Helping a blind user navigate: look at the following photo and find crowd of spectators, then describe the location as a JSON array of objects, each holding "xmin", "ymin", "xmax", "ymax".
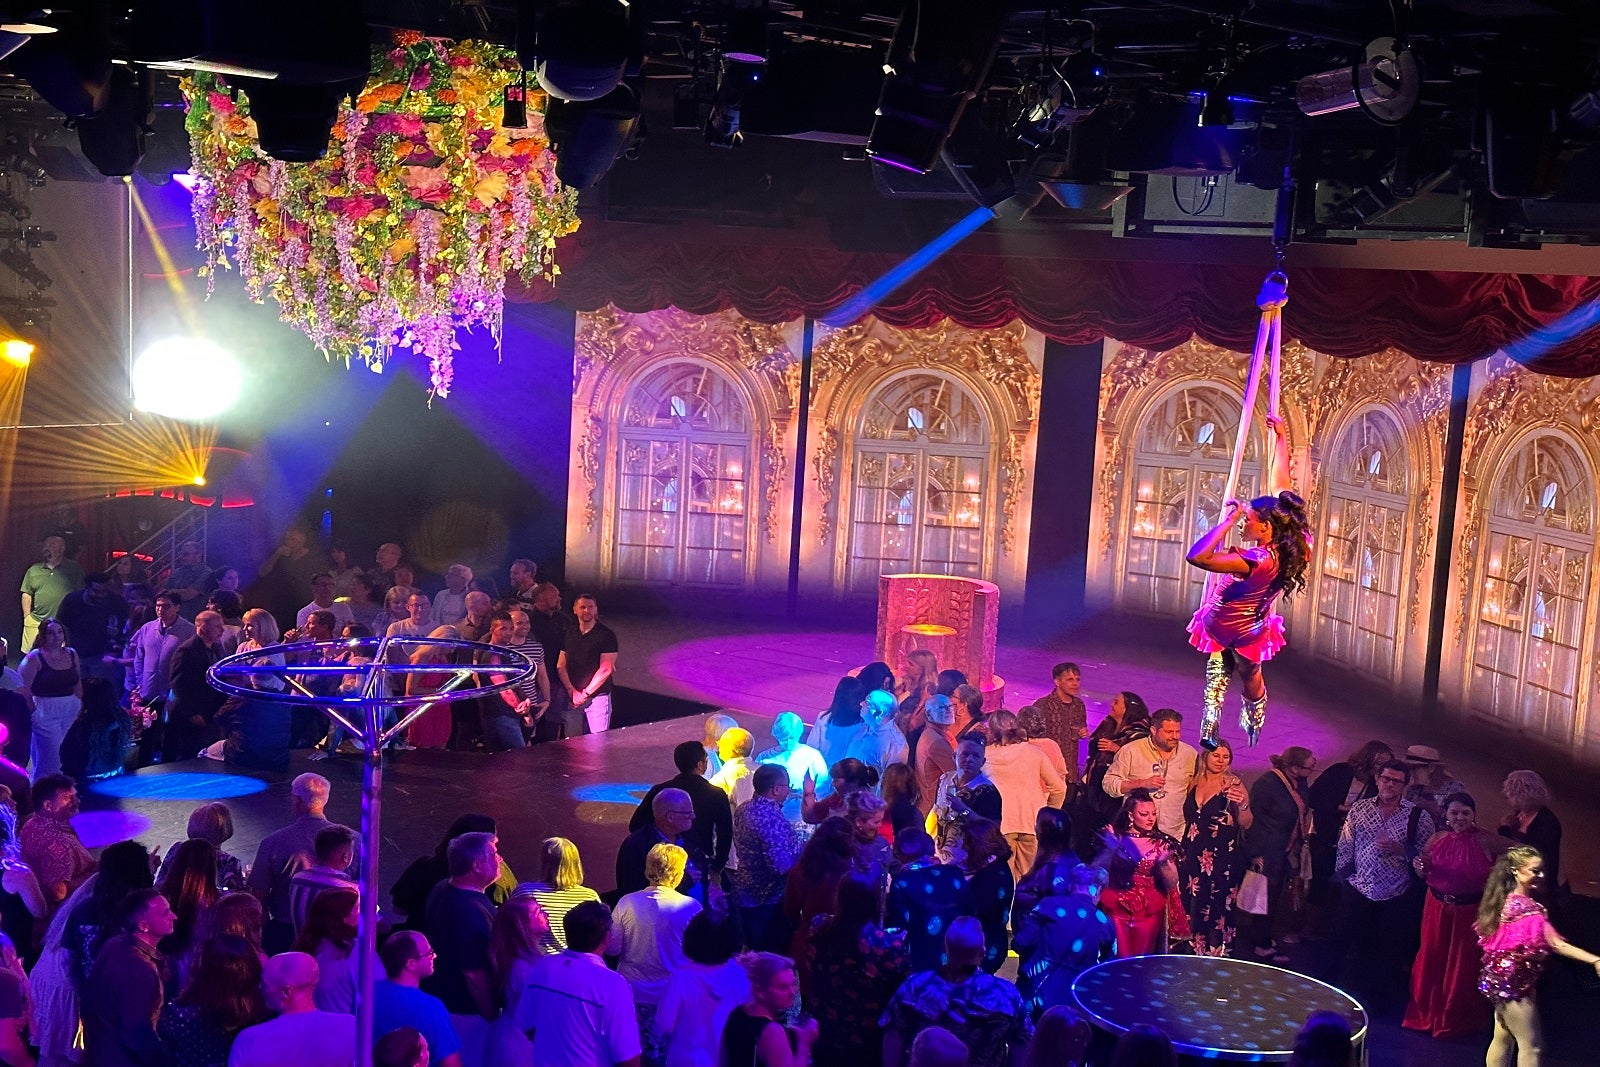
[
  {"xmin": 1, "ymin": 530, "xmax": 1593, "ymax": 1067},
  {"xmin": 4, "ymin": 531, "xmax": 619, "ymax": 784}
]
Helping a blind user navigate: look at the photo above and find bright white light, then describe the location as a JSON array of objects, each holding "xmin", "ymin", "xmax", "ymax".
[{"xmin": 132, "ymin": 338, "xmax": 241, "ymax": 421}]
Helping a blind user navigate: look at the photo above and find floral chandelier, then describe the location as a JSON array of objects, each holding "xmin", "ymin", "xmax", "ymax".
[{"xmin": 183, "ymin": 32, "xmax": 580, "ymax": 397}]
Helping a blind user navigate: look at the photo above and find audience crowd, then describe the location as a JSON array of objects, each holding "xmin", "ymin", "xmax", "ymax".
[{"xmin": 0, "ymin": 530, "xmax": 1594, "ymax": 1067}]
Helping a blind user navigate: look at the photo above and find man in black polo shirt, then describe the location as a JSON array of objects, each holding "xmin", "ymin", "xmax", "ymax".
[
  {"xmin": 556, "ymin": 594, "xmax": 618, "ymax": 735},
  {"xmin": 629, "ymin": 740, "xmax": 733, "ymax": 872}
]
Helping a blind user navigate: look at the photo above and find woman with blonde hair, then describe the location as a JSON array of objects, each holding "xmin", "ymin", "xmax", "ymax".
[
  {"xmin": 236, "ymin": 609, "xmax": 286, "ymax": 691},
  {"xmin": 724, "ymin": 952, "xmax": 818, "ymax": 1067},
  {"xmin": 485, "ymin": 896, "xmax": 552, "ymax": 1067},
  {"xmin": 511, "ymin": 836, "xmax": 599, "ymax": 951},
  {"xmin": 894, "ymin": 649, "xmax": 939, "ymax": 743},
  {"xmin": 1478, "ymin": 846, "xmax": 1600, "ymax": 1067}
]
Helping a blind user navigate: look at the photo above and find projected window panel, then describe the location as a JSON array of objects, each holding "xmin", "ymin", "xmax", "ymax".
[
  {"xmin": 614, "ymin": 362, "xmax": 752, "ymax": 587},
  {"xmin": 1125, "ymin": 385, "xmax": 1259, "ymax": 619},
  {"xmin": 1470, "ymin": 434, "xmax": 1592, "ymax": 742},
  {"xmin": 848, "ymin": 372, "xmax": 989, "ymax": 594},
  {"xmin": 1314, "ymin": 409, "xmax": 1409, "ymax": 682}
]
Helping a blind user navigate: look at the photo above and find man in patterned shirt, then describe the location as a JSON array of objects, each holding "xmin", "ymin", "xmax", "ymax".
[
  {"xmin": 727, "ymin": 764, "xmax": 799, "ymax": 952},
  {"xmin": 1333, "ymin": 761, "xmax": 1434, "ymax": 1012},
  {"xmin": 19, "ymin": 774, "xmax": 96, "ymax": 917},
  {"xmin": 880, "ymin": 916, "xmax": 1031, "ymax": 1067},
  {"xmin": 1031, "ymin": 662, "xmax": 1089, "ymax": 766}
]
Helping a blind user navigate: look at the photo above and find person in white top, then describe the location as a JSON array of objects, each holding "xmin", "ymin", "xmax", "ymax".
[
  {"xmin": 515, "ymin": 900, "xmax": 642, "ymax": 1067},
  {"xmin": 710, "ymin": 729, "xmax": 757, "ymax": 809},
  {"xmin": 845, "ymin": 689, "xmax": 908, "ymax": 775},
  {"xmin": 979, "ymin": 710, "xmax": 1068, "ymax": 882},
  {"xmin": 1101, "ymin": 708, "xmax": 1199, "ymax": 841},
  {"xmin": 431, "ymin": 565, "xmax": 473, "ymax": 628},
  {"xmin": 755, "ymin": 712, "xmax": 829, "ymax": 792},
  {"xmin": 655, "ymin": 909, "xmax": 750, "ymax": 1067},
  {"xmin": 612, "ymin": 843, "xmax": 702, "ymax": 1059},
  {"xmin": 228, "ymin": 951, "xmax": 356, "ymax": 1067},
  {"xmin": 296, "ymin": 573, "xmax": 356, "ymax": 633}
]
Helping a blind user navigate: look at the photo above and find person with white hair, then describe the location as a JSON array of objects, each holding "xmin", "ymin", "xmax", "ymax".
[
  {"xmin": 246, "ymin": 773, "xmax": 358, "ymax": 953},
  {"xmin": 756, "ymin": 712, "xmax": 829, "ymax": 799},
  {"xmin": 432, "ymin": 565, "xmax": 474, "ymax": 628},
  {"xmin": 228, "ymin": 951, "xmax": 357, "ymax": 1067},
  {"xmin": 846, "ymin": 690, "xmax": 909, "ymax": 775}
]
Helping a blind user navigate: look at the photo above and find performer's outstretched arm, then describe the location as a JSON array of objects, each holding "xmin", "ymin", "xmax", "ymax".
[
  {"xmin": 1265, "ymin": 413, "xmax": 1293, "ymax": 496},
  {"xmin": 1187, "ymin": 503, "xmax": 1251, "ymax": 575}
]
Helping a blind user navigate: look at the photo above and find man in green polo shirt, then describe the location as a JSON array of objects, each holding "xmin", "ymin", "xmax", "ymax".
[{"xmin": 20, "ymin": 535, "xmax": 83, "ymax": 651}]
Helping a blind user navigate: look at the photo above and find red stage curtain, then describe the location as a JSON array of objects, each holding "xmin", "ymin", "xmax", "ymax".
[{"xmin": 515, "ymin": 230, "xmax": 1600, "ymax": 376}]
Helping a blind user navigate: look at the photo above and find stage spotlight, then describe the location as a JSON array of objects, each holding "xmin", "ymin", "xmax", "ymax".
[
  {"xmin": 1296, "ymin": 37, "xmax": 1420, "ymax": 125},
  {"xmin": 1013, "ymin": 52, "xmax": 1108, "ymax": 149},
  {"xmin": 1198, "ymin": 90, "xmax": 1234, "ymax": 128},
  {"xmin": 704, "ymin": 57, "xmax": 762, "ymax": 149},
  {"xmin": 723, "ymin": 4, "xmax": 770, "ymax": 65},
  {"xmin": 131, "ymin": 337, "xmax": 241, "ymax": 422},
  {"xmin": 867, "ymin": 0, "xmax": 1010, "ymax": 174},
  {"xmin": 0, "ymin": 247, "xmax": 51, "ymax": 289},
  {"xmin": 234, "ymin": 78, "xmax": 360, "ymax": 162},
  {"xmin": 544, "ymin": 83, "xmax": 640, "ymax": 188},
  {"xmin": 519, "ymin": 0, "xmax": 633, "ymax": 103},
  {"xmin": 1, "ymin": 339, "xmax": 33, "ymax": 367}
]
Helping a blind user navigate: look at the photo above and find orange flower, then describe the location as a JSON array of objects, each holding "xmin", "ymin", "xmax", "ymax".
[
  {"xmin": 394, "ymin": 29, "xmax": 423, "ymax": 46},
  {"xmin": 437, "ymin": 89, "xmax": 458, "ymax": 104}
]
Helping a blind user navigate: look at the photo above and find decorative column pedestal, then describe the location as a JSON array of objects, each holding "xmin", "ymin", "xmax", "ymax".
[{"xmin": 876, "ymin": 573, "xmax": 1004, "ymax": 711}]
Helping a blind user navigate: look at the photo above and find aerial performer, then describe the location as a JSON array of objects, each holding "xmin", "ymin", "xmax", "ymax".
[{"xmin": 1182, "ymin": 269, "xmax": 1312, "ymax": 749}]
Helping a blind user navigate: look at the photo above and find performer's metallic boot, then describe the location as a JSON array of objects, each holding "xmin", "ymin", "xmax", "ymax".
[
  {"xmin": 1201, "ymin": 652, "xmax": 1228, "ymax": 750},
  {"xmin": 1240, "ymin": 692, "xmax": 1268, "ymax": 747}
]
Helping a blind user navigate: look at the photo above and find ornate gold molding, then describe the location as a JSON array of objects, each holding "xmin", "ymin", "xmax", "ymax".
[
  {"xmin": 575, "ymin": 305, "xmax": 797, "ymax": 395},
  {"xmin": 812, "ymin": 318, "xmax": 1040, "ymax": 426},
  {"xmin": 577, "ymin": 414, "xmax": 604, "ymax": 531},
  {"xmin": 1000, "ymin": 430, "xmax": 1028, "ymax": 554},
  {"xmin": 763, "ymin": 425, "xmax": 785, "ymax": 544},
  {"xmin": 813, "ymin": 426, "xmax": 840, "ymax": 545}
]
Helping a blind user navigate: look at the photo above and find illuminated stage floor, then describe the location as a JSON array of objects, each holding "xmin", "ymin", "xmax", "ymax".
[{"xmin": 81, "ymin": 612, "xmax": 1600, "ymax": 1067}]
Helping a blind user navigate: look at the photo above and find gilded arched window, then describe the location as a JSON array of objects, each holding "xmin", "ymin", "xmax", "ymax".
[
  {"xmin": 847, "ymin": 372, "xmax": 989, "ymax": 593},
  {"xmin": 613, "ymin": 362, "xmax": 752, "ymax": 586},
  {"xmin": 1314, "ymin": 409, "xmax": 1409, "ymax": 681},
  {"xmin": 1124, "ymin": 384, "xmax": 1261, "ymax": 616},
  {"xmin": 1471, "ymin": 433, "xmax": 1592, "ymax": 742}
]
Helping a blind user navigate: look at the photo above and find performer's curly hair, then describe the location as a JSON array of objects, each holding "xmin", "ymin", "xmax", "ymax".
[{"xmin": 1247, "ymin": 490, "xmax": 1311, "ymax": 597}]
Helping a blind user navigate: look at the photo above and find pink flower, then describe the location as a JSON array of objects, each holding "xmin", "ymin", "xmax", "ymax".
[
  {"xmin": 399, "ymin": 165, "xmax": 451, "ymax": 206},
  {"xmin": 409, "ymin": 66, "xmax": 432, "ymax": 92},
  {"xmin": 208, "ymin": 91, "xmax": 234, "ymax": 114}
]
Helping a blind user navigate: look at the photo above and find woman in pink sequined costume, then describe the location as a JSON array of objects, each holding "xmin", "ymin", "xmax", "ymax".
[
  {"xmin": 1184, "ymin": 419, "xmax": 1310, "ymax": 748},
  {"xmin": 1477, "ymin": 846, "xmax": 1600, "ymax": 1067}
]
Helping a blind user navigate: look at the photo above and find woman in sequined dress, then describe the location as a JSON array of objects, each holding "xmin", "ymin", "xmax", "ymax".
[
  {"xmin": 1477, "ymin": 846, "xmax": 1600, "ymax": 1067},
  {"xmin": 1096, "ymin": 789, "xmax": 1187, "ymax": 956}
]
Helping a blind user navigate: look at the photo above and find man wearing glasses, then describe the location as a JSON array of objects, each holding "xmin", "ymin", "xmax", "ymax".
[
  {"xmin": 373, "ymin": 931, "xmax": 465, "ymax": 1067},
  {"xmin": 1332, "ymin": 761, "xmax": 1434, "ymax": 1011}
]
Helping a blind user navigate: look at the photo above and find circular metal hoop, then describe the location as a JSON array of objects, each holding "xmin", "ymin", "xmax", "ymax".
[{"xmin": 207, "ymin": 635, "xmax": 535, "ymax": 707}]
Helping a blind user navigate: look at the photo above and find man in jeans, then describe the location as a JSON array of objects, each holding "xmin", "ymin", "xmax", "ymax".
[{"xmin": 1332, "ymin": 761, "xmax": 1433, "ymax": 1013}]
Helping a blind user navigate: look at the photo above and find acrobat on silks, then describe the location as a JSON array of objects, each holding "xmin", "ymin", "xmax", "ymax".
[{"xmin": 1182, "ymin": 270, "xmax": 1314, "ymax": 749}]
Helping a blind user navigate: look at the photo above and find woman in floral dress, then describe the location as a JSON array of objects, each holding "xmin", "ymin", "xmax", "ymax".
[
  {"xmin": 1180, "ymin": 740, "xmax": 1252, "ymax": 956},
  {"xmin": 804, "ymin": 870, "xmax": 910, "ymax": 1067}
]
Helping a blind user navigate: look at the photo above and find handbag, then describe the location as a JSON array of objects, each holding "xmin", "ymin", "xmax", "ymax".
[{"xmin": 1237, "ymin": 869, "xmax": 1271, "ymax": 915}]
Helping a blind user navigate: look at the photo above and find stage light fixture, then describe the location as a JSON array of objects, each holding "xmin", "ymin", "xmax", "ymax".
[
  {"xmin": 235, "ymin": 78, "xmax": 361, "ymax": 162},
  {"xmin": 1296, "ymin": 37, "xmax": 1420, "ymax": 125},
  {"xmin": 544, "ymin": 83, "xmax": 640, "ymax": 188},
  {"xmin": 1013, "ymin": 52, "xmax": 1108, "ymax": 149},
  {"xmin": 75, "ymin": 65, "xmax": 150, "ymax": 177},
  {"xmin": 0, "ymin": 137, "xmax": 48, "ymax": 186},
  {"xmin": 867, "ymin": 0, "xmax": 1011, "ymax": 174},
  {"xmin": 0, "ymin": 246, "xmax": 51, "ymax": 289},
  {"xmin": 723, "ymin": 4, "xmax": 770, "ymax": 65},
  {"xmin": 1, "ymin": 339, "xmax": 34, "ymax": 367},
  {"xmin": 704, "ymin": 56, "xmax": 763, "ymax": 149},
  {"xmin": 1198, "ymin": 90, "xmax": 1234, "ymax": 128},
  {"xmin": 502, "ymin": 70, "xmax": 529, "ymax": 129},
  {"xmin": 131, "ymin": 337, "xmax": 242, "ymax": 422},
  {"xmin": 519, "ymin": 0, "xmax": 633, "ymax": 103}
]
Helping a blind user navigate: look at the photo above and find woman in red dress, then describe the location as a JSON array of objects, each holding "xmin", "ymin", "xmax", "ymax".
[
  {"xmin": 1097, "ymin": 788, "xmax": 1186, "ymax": 956},
  {"xmin": 403, "ymin": 625, "xmax": 461, "ymax": 749},
  {"xmin": 1403, "ymin": 791, "xmax": 1506, "ymax": 1038}
]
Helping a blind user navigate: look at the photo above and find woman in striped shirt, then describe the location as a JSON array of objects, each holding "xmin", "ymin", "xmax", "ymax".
[{"xmin": 510, "ymin": 837, "xmax": 600, "ymax": 951}]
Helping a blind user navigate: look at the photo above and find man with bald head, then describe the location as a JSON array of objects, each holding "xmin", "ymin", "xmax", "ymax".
[
  {"xmin": 616, "ymin": 787, "xmax": 702, "ymax": 899},
  {"xmin": 228, "ymin": 952, "xmax": 357, "ymax": 1066},
  {"xmin": 881, "ymin": 916, "xmax": 1033, "ymax": 1067},
  {"xmin": 164, "ymin": 609, "xmax": 229, "ymax": 762}
]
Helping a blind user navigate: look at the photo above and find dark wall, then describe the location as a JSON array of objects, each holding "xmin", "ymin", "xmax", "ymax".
[{"xmin": 1022, "ymin": 339, "xmax": 1104, "ymax": 636}]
